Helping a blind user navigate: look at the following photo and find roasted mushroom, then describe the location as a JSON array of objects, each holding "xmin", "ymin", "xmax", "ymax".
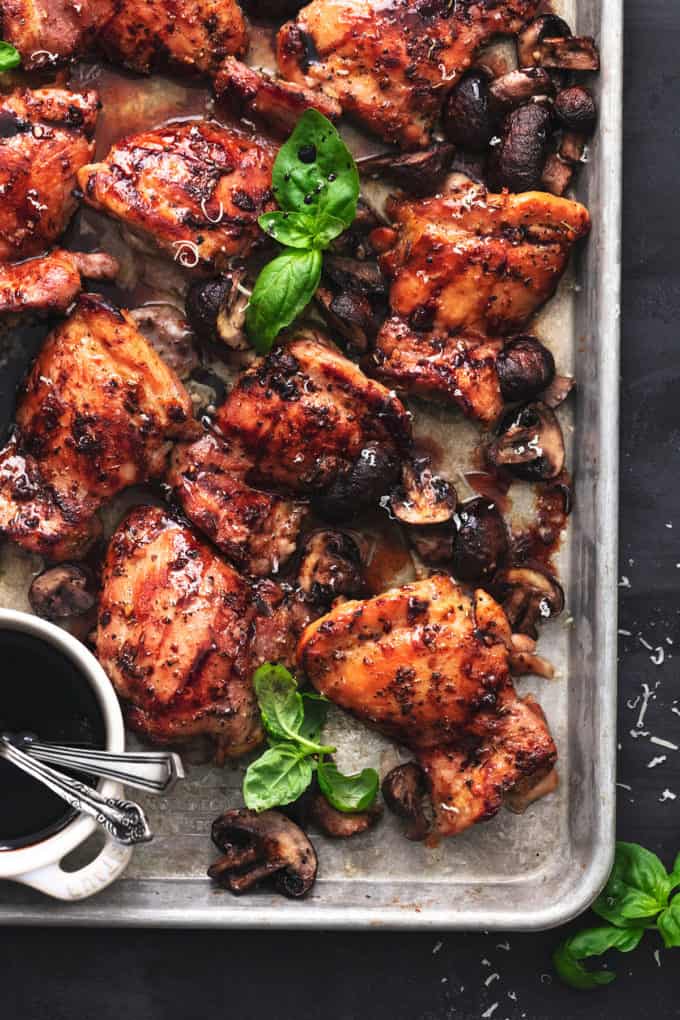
[
  {"xmin": 390, "ymin": 459, "xmax": 457, "ymax": 565},
  {"xmin": 315, "ymin": 442, "xmax": 401, "ymax": 522},
  {"xmin": 129, "ymin": 304, "xmax": 198, "ymax": 379},
  {"xmin": 315, "ymin": 287, "xmax": 378, "ymax": 353},
  {"xmin": 28, "ymin": 564, "xmax": 96, "ymax": 620},
  {"xmin": 486, "ymin": 403, "xmax": 565, "ymax": 481},
  {"xmin": 508, "ymin": 632, "xmax": 556, "ymax": 679},
  {"xmin": 492, "ymin": 566, "xmax": 565, "ymax": 639},
  {"xmin": 357, "ymin": 145, "xmax": 455, "ymax": 197},
  {"xmin": 323, "ymin": 256, "xmax": 387, "ymax": 297},
  {"xmin": 185, "ymin": 271, "xmax": 249, "ymax": 349},
  {"xmin": 297, "ymin": 530, "xmax": 363, "ymax": 603},
  {"xmin": 488, "ymin": 68, "xmax": 554, "ymax": 109},
  {"xmin": 451, "ymin": 497, "xmax": 509, "ymax": 584},
  {"xmin": 381, "ymin": 762, "xmax": 430, "ymax": 841},
  {"xmin": 208, "ymin": 809, "xmax": 317, "ymax": 898},
  {"xmin": 496, "ymin": 337, "xmax": 555, "ymax": 404},
  {"xmin": 309, "ymin": 792, "xmax": 382, "ymax": 838},
  {"xmin": 540, "ymin": 374, "xmax": 574, "ymax": 409},
  {"xmin": 538, "ymin": 36, "xmax": 600, "ymax": 73},
  {"xmin": 554, "ymin": 87, "xmax": 597, "ymax": 134},
  {"xmin": 541, "ymin": 152, "xmax": 574, "ymax": 196},
  {"xmin": 442, "ymin": 71, "xmax": 496, "ymax": 151},
  {"xmin": 490, "ymin": 103, "xmax": 553, "ymax": 193},
  {"xmin": 517, "ymin": 15, "xmax": 573, "ymax": 68}
]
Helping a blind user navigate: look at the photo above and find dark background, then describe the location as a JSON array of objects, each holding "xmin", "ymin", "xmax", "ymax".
[{"xmin": 2, "ymin": 0, "xmax": 679, "ymax": 1015}]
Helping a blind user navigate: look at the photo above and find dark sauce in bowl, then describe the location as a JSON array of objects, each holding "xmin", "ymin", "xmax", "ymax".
[{"xmin": 0, "ymin": 629, "xmax": 106, "ymax": 851}]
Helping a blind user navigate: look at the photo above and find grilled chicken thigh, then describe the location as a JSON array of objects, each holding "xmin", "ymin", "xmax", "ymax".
[
  {"xmin": 376, "ymin": 181, "xmax": 591, "ymax": 337},
  {"xmin": 277, "ymin": 0, "xmax": 539, "ymax": 149},
  {"xmin": 99, "ymin": 0, "xmax": 248, "ymax": 75},
  {"xmin": 0, "ymin": 295, "xmax": 194, "ymax": 558},
  {"xmin": 298, "ymin": 575, "xmax": 557, "ymax": 837},
  {"xmin": 216, "ymin": 332, "xmax": 410, "ymax": 498},
  {"xmin": 0, "ymin": 87, "xmax": 99, "ymax": 262},
  {"xmin": 95, "ymin": 505, "xmax": 263, "ymax": 755},
  {"xmin": 168, "ymin": 431, "xmax": 309, "ymax": 577},
  {"xmin": 0, "ymin": 250, "xmax": 119, "ymax": 316},
  {"xmin": 0, "ymin": 0, "xmax": 113, "ymax": 69},
  {"xmin": 78, "ymin": 122, "xmax": 275, "ymax": 269}
]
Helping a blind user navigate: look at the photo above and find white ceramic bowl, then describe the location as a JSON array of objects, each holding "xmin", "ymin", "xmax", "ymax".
[{"xmin": 0, "ymin": 609, "xmax": 132, "ymax": 900}]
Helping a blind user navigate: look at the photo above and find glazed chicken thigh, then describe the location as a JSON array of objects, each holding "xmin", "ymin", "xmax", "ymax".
[
  {"xmin": 277, "ymin": 0, "xmax": 540, "ymax": 149},
  {"xmin": 298, "ymin": 575, "xmax": 557, "ymax": 837},
  {"xmin": 78, "ymin": 122, "xmax": 275, "ymax": 269},
  {"xmin": 0, "ymin": 295, "xmax": 194, "ymax": 559},
  {"xmin": 95, "ymin": 505, "xmax": 263, "ymax": 755},
  {"xmin": 0, "ymin": 250, "xmax": 119, "ymax": 316},
  {"xmin": 0, "ymin": 0, "xmax": 113, "ymax": 69}
]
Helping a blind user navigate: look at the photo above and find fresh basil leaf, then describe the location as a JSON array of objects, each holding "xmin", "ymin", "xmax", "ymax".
[
  {"xmin": 657, "ymin": 898, "xmax": 680, "ymax": 948},
  {"xmin": 258, "ymin": 210, "xmax": 317, "ymax": 249},
  {"xmin": 0, "ymin": 42, "xmax": 20, "ymax": 72},
  {"xmin": 667, "ymin": 852, "xmax": 680, "ymax": 893},
  {"xmin": 299, "ymin": 693, "xmax": 329, "ymax": 744},
  {"xmin": 272, "ymin": 109, "xmax": 359, "ymax": 228},
  {"xmin": 317, "ymin": 759, "xmax": 379, "ymax": 813},
  {"xmin": 243, "ymin": 743, "xmax": 313, "ymax": 812},
  {"xmin": 553, "ymin": 925, "xmax": 644, "ymax": 990},
  {"xmin": 246, "ymin": 248, "xmax": 322, "ymax": 353},
  {"xmin": 253, "ymin": 663, "xmax": 304, "ymax": 743},
  {"xmin": 593, "ymin": 842, "xmax": 670, "ymax": 927}
]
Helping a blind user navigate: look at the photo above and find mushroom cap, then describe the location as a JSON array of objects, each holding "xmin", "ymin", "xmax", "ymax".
[
  {"xmin": 390, "ymin": 459, "xmax": 456, "ymax": 527},
  {"xmin": 492, "ymin": 565, "xmax": 565, "ymax": 639},
  {"xmin": 209, "ymin": 808, "xmax": 318, "ymax": 898},
  {"xmin": 381, "ymin": 762, "xmax": 430, "ymax": 841},
  {"xmin": 28, "ymin": 564, "xmax": 96, "ymax": 620},
  {"xmin": 487, "ymin": 402, "xmax": 565, "ymax": 481},
  {"xmin": 451, "ymin": 497, "xmax": 509, "ymax": 584}
]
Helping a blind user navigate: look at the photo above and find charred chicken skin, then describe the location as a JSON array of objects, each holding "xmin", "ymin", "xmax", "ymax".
[
  {"xmin": 277, "ymin": 0, "xmax": 540, "ymax": 149},
  {"xmin": 95, "ymin": 505, "xmax": 263, "ymax": 755},
  {"xmin": 215, "ymin": 331, "xmax": 410, "ymax": 497},
  {"xmin": 0, "ymin": 87, "xmax": 99, "ymax": 263},
  {"xmin": 297, "ymin": 575, "xmax": 557, "ymax": 837},
  {"xmin": 0, "ymin": 295, "xmax": 194, "ymax": 559},
  {"xmin": 99, "ymin": 0, "xmax": 248, "ymax": 75},
  {"xmin": 78, "ymin": 122, "xmax": 275, "ymax": 269},
  {"xmin": 0, "ymin": 250, "xmax": 119, "ymax": 316}
]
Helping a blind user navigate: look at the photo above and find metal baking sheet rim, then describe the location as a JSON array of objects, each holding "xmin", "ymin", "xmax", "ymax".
[{"xmin": 0, "ymin": 0, "xmax": 623, "ymax": 929}]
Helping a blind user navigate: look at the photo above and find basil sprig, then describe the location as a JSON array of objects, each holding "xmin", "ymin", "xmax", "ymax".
[
  {"xmin": 246, "ymin": 110, "xmax": 359, "ymax": 354},
  {"xmin": 0, "ymin": 42, "xmax": 20, "ymax": 71},
  {"xmin": 243, "ymin": 663, "xmax": 379, "ymax": 815},
  {"xmin": 553, "ymin": 842, "xmax": 680, "ymax": 989}
]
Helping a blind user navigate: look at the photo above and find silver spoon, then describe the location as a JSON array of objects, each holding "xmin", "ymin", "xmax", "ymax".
[
  {"xmin": 4, "ymin": 732, "xmax": 184, "ymax": 795},
  {"xmin": 0, "ymin": 736, "xmax": 153, "ymax": 846}
]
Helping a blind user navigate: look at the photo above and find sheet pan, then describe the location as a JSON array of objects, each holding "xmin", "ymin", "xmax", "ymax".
[{"xmin": 0, "ymin": 0, "xmax": 623, "ymax": 928}]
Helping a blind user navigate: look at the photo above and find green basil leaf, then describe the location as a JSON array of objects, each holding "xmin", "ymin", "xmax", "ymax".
[
  {"xmin": 252, "ymin": 662, "xmax": 304, "ymax": 743},
  {"xmin": 553, "ymin": 925, "xmax": 644, "ymax": 990},
  {"xmin": 272, "ymin": 109, "xmax": 359, "ymax": 228},
  {"xmin": 246, "ymin": 248, "xmax": 322, "ymax": 354},
  {"xmin": 317, "ymin": 759, "xmax": 379, "ymax": 813},
  {"xmin": 0, "ymin": 42, "xmax": 20, "ymax": 72},
  {"xmin": 657, "ymin": 898, "xmax": 680, "ymax": 949},
  {"xmin": 258, "ymin": 210, "xmax": 317, "ymax": 249},
  {"xmin": 299, "ymin": 693, "xmax": 329, "ymax": 744},
  {"xmin": 593, "ymin": 842, "xmax": 670, "ymax": 927},
  {"xmin": 243, "ymin": 743, "xmax": 313, "ymax": 812},
  {"xmin": 667, "ymin": 852, "xmax": 680, "ymax": 893}
]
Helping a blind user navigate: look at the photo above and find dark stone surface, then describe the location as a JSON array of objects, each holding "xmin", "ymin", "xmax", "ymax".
[{"xmin": 2, "ymin": 1, "xmax": 679, "ymax": 1015}]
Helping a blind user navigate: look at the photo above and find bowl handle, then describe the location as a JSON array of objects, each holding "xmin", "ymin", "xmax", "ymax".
[{"xmin": 17, "ymin": 834, "xmax": 132, "ymax": 901}]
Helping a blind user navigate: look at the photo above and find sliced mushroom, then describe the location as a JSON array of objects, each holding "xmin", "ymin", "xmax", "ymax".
[
  {"xmin": 309, "ymin": 793, "xmax": 382, "ymax": 838},
  {"xmin": 185, "ymin": 271, "xmax": 249, "ymax": 350},
  {"xmin": 540, "ymin": 374, "xmax": 574, "ymax": 409},
  {"xmin": 442, "ymin": 71, "xmax": 497, "ymax": 151},
  {"xmin": 508, "ymin": 633, "xmax": 556, "ymax": 679},
  {"xmin": 541, "ymin": 152, "xmax": 574, "ymax": 196},
  {"xmin": 390, "ymin": 459, "xmax": 456, "ymax": 528},
  {"xmin": 496, "ymin": 337, "xmax": 555, "ymax": 404},
  {"xmin": 538, "ymin": 36, "xmax": 600, "ymax": 72},
  {"xmin": 559, "ymin": 130, "xmax": 587, "ymax": 165},
  {"xmin": 489, "ymin": 102, "xmax": 553, "ymax": 193},
  {"xmin": 488, "ymin": 68, "xmax": 554, "ymax": 108},
  {"xmin": 492, "ymin": 565, "xmax": 565, "ymax": 639},
  {"xmin": 315, "ymin": 442, "xmax": 401, "ymax": 523},
  {"xmin": 323, "ymin": 256, "xmax": 387, "ymax": 297},
  {"xmin": 28, "ymin": 564, "xmax": 96, "ymax": 620},
  {"xmin": 129, "ymin": 304, "xmax": 198, "ymax": 379},
  {"xmin": 315, "ymin": 287, "xmax": 377, "ymax": 353},
  {"xmin": 357, "ymin": 145, "xmax": 455, "ymax": 197},
  {"xmin": 517, "ymin": 15, "xmax": 573, "ymax": 68},
  {"xmin": 486, "ymin": 402, "xmax": 565, "ymax": 481},
  {"xmin": 297, "ymin": 529, "xmax": 363, "ymax": 603},
  {"xmin": 554, "ymin": 86, "xmax": 597, "ymax": 134},
  {"xmin": 208, "ymin": 809, "xmax": 317, "ymax": 898},
  {"xmin": 408, "ymin": 525, "xmax": 456, "ymax": 566},
  {"xmin": 451, "ymin": 497, "xmax": 509, "ymax": 584},
  {"xmin": 381, "ymin": 763, "xmax": 430, "ymax": 841}
]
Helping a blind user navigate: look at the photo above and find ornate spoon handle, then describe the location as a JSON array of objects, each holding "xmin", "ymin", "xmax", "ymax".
[
  {"xmin": 13, "ymin": 737, "xmax": 184, "ymax": 794},
  {"xmin": 0, "ymin": 738, "xmax": 153, "ymax": 846}
]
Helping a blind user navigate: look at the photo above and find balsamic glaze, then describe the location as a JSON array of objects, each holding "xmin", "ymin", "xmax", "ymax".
[{"xmin": 0, "ymin": 630, "xmax": 106, "ymax": 851}]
